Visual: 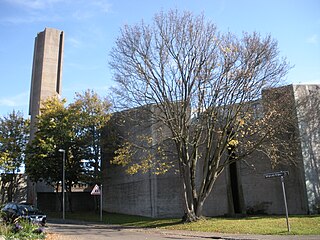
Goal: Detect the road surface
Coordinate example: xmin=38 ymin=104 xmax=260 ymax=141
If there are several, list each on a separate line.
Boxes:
xmin=47 ymin=222 xmax=207 ymax=240
xmin=46 ymin=222 xmax=320 ymax=240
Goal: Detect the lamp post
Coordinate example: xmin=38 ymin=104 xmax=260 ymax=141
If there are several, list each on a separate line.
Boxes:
xmin=58 ymin=149 xmax=65 ymax=221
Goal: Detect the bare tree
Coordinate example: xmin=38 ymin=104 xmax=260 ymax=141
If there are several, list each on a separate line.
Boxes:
xmin=109 ymin=10 xmax=291 ymax=221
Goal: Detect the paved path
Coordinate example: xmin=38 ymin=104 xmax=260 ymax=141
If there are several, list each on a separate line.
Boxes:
xmin=47 ymin=222 xmax=206 ymax=239
xmin=46 ymin=221 xmax=320 ymax=240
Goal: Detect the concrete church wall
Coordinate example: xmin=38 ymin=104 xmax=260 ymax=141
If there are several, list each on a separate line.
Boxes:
xmin=201 ymin=171 xmax=230 ymax=216
xmin=102 ymin=84 xmax=319 ymax=218
xmin=240 ymin=152 xmax=308 ymax=215
xmin=102 ymin=106 xmax=185 ymax=218
xmin=104 ymin=166 xmax=185 ymax=218
xmin=293 ymin=84 xmax=320 ymax=213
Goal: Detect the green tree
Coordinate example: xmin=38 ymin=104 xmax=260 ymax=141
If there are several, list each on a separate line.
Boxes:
xmin=70 ymin=90 xmax=111 ymax=185
xmin=26 ymin=91 xmax=111 ymax=210
xmin=109 ymin=10 xmax=291 ymax=221
xmin=26 ymin=97 xmax=84 ymax=211
xmin=0 ymin=110 xmax=29 ymax=203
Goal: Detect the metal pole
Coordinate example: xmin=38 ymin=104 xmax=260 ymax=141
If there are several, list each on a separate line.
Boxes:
xmin=100 ymin=183 xmax=103 ymax=222
xmin=59 ymin=149 xmax=66 ymax=221
xmin=281 ymin=176 xmax=290 ymax=232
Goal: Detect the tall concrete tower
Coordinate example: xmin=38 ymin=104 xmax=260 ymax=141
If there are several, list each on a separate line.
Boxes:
xmin=29 ymin=27 xmax=64 ymax=139
xmin=28 ymin=28 xmax=64 ymax=204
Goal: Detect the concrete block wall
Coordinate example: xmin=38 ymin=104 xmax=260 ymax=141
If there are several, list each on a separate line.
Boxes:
xmin=293 ymin=84 xmax=320 ymax=213
xmin=102 ymin=85 xmax=319 ymax=218
xmin=240 ymin=152 xmax=308 ymax=215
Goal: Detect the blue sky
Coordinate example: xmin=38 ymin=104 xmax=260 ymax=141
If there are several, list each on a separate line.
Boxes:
xmin=0 ymin=0 xmax=319 ymax=117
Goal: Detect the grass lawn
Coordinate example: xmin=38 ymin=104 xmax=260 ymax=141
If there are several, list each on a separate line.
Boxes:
xmin=47 ymin=212 xmax=320 ymax=235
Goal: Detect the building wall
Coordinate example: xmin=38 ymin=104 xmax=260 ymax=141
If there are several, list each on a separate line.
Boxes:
xmin=102 ymin=85 xmax=319 ymax=218
xmin=240 ymin=152 xmax=308 ymax=215
xmin=102 ymin=106 xmax=185 ymax=218
xmin=293 ymin=84 xmax=320 ymax=213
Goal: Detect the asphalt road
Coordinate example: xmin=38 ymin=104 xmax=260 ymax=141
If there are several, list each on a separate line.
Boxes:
xmin=47 ymin=222 xmax=208 ymax=240
xmin=47 ymin=222 xmax=320 ymax=240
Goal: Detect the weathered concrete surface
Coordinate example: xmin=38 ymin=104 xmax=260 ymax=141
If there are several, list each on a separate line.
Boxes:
xmin=103 ymin=107 xmax=185 ymax=218
xmin=29 ymin=27 xmax=64 ymax=139
xmin=102 ymin=84 xmax=320 ymax=218
xmin=28 ymin=27 xmax=64 ymax=205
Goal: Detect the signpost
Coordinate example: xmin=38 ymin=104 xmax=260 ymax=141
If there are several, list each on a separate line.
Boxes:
xmin=91 ymin=184 xmax=103 ymax=222
xmin=264 ymin=171 xmax=290 ymax=232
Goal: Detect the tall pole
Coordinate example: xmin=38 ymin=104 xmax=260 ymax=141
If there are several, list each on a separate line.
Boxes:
xmin=59 ymin=149 xmax=65 ymax=221
xmin=100 ymin=183 xmax=103 ymax=222
xmin=281 ymin=176 xmax=290 ymax=232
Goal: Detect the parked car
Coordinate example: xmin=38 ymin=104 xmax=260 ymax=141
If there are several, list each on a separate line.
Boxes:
xmin=1 ymin=202 xmax=46 ymax=226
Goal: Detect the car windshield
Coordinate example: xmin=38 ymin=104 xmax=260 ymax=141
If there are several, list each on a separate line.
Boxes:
xmin=18 ymin=205 xmax=40 ymax=213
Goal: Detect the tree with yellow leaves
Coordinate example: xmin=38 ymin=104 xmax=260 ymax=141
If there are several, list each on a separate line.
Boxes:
xmin=109 ymin=10 xmax=292 ymax=222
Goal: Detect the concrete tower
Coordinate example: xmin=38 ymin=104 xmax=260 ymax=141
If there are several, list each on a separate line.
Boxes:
xmin=28 ymin=28 xmax=64 ymax=204
xmin=29 ymin=27 xmax=64 ymax=139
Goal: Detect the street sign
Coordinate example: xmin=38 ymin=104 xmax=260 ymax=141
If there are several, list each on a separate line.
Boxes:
xmin=91 ymin=184 xmax=101 ymax=195
xmin=264 ymin=171 xmax=289 ymax=179
xmin=90 ymin=184 xmax=103 ymax=221
xmin=264 ymin=170 xmax=290 ymax=232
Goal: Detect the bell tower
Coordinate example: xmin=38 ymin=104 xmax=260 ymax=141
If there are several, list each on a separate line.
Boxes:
xmin=29 ymin=27 xmax=64 ymax=140
xmin=28 ymin=28 xmax=64 ymax=204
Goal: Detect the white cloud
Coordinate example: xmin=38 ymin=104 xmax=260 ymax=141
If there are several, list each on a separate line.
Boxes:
xmin=0 ymin=92 xmax=29 ymax=108
xmin=67 ymin=37 xmax=83 ymax=48
xmin=71 ymin=0 xmax=112 ymax=20
xmin=91 ymin=0 xmax=112 ymax=13
xmin=2 ymin=0 xmax=112 ymax=24
xmin=0 ymin=14 xmax=61 ymax=24
xmin=307 ymin=34 xmax=319 ymax=45
xmin=5 ymin=0 xmax=63 ymax=10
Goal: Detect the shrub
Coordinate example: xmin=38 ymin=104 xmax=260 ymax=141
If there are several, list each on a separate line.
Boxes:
xmin=0 ymin=218 xmax=45 ymax=240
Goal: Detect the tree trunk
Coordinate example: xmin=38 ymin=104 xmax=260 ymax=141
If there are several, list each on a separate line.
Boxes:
xmin=181 ymin=167 xmax=202 ymax=222
xmin=182 ymin=209 xmax=199 ymax=222
xmin=181 ymin=160 xmax=220 ymax=222
xmin=195 ymin=201 xmax=204 ymax=218
xmin=182 ymin=198 xmax=205 ymax=222
xmin=67 ymin=184 xmax=73 ymax=212
xmin=7 ymin=174 xmax=14 ymax=202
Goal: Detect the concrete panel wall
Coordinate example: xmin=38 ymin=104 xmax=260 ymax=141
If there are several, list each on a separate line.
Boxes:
xmin=104 ymin=165 xmax=185 ymax=218
xmin=28 ymin=28 xmax=64 ymax=205
xmin=202 ymin=171 xmax=230 ymax=216
xmin=29 ymin=28 xmax=64 ymax=139
xmin=154 ymin=174 xmax=184 ymax=218
xmin=293 ymin=84 xmax=320 ymax=213
xmin=102 ymin=85 xmax=319 ymax=218
xmin=240 ymin=152 xmax=308 ymax=215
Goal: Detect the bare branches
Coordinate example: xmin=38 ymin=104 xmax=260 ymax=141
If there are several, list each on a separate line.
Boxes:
xmin=109 ymin=9 xmax=291 ymax=221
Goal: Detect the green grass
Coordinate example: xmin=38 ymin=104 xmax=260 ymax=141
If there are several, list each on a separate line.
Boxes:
xmin=47 ymin=211 xmax=320 ymax=235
